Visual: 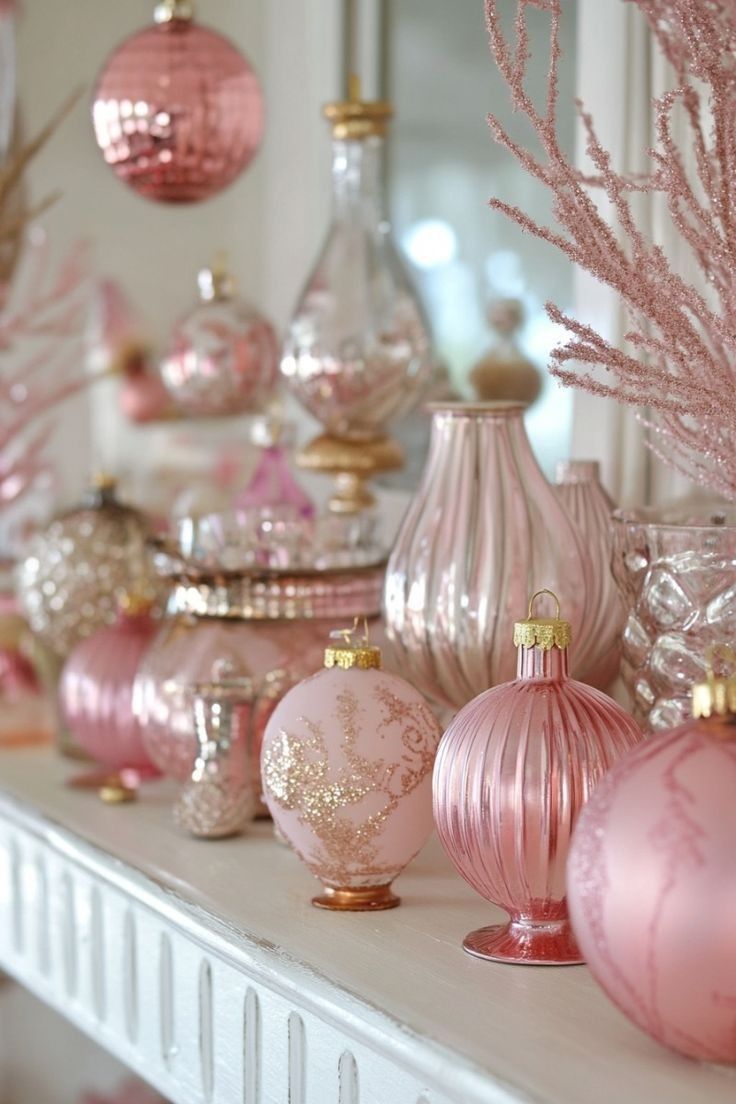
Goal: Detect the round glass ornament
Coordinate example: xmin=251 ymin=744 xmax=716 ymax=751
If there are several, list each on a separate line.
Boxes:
xmin=261 ymin=626 xmax=442 ymax=910
xmin=92 ymin=0 xmax=264 ymax=203
xmin=433 ymin=591 xmax=641 ymax=964
xmin=568 ymin=648 xmax=736 ymax=1061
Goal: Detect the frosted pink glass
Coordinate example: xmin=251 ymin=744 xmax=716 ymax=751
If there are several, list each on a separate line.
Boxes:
xmin=60 ymin=608 xmax=159 ymax=774
xmin=384 ymin=404 xmax=598 ymax=710
xmin=433 ymin=640 xmax=641 ymax=964
xmin=568 ymin=717 xmax=736 ymax=1061
xmin=261 ymin=666 xmax=442 ymax=901
xmin=555 ymin=460 xmax=624 ymax=689
xmin=235 ymin=446 xmax=315 ymax=520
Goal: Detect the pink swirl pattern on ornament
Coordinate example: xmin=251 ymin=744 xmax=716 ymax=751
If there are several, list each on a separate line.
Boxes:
xmin=568 ymin=720 xmax=736 ymax=1060
xmin=433 ymin=641 xmax=641 ymax=963
xmin=92 ymin=19 xmax=263 ymax=203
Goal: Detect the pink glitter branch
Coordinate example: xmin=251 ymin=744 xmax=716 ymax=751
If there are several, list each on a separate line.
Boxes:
xmin=485 ymin=0 xmax=736 ymax=498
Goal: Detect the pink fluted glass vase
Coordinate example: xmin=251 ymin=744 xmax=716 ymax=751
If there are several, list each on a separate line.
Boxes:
xmin=433 ymin=592 xmax=641 ymax=964
xmin=384 ymin=403 xmax=596 ymax=710
xmin=555 ymin=460 xmax=623 ymax=690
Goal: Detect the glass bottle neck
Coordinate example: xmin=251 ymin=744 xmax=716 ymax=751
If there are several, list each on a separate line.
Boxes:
xmin=517 ymin=645 xmax=569 ymax=680
xmin=330 ymin=136 xmax=387 ymax=224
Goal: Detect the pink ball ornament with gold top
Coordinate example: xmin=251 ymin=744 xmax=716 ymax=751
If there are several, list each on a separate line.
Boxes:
xmin=567 ymin=646 xmax=736 ymax=1062
xmin=261 ymin=623 xmax=442 ymax=910
xmin=433 ymin=590 xmax=641 ymax=964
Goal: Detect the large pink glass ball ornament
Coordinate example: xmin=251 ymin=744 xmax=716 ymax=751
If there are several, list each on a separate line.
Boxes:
xmin=60 ymin=597 xmax=160 ymax=779
xmin=261 ymin=630 xmax=442 ymax=910
xmin=567 ymin=660 xmax=736 ymax=1061
xmin=433 ymin=591 xmax=641 ymax=964
xmin=92 ymin=0 xmax=264 ymax=204
xmin=160 ymin=262 xmax=278 ymax=417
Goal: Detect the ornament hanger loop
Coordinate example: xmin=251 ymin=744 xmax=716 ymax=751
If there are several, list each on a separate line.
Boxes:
xmin=330 ymin=615 xmax=371 ymax=647
xmin=527 ymin=589 xmax=561 ymax=621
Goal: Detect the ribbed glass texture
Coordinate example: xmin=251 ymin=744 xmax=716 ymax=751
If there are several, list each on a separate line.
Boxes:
xmin=92 ymin=20 xmax=263 ymax=203
xmin=433 ymin=642 xmax=641 ymax=963
xmin=555 ymin=460 xmax=623 ymax=689
xmin=385 ymin=403 xmax=597 ymax=710
xmin=60 ymin=609 xmax=159 ymax=773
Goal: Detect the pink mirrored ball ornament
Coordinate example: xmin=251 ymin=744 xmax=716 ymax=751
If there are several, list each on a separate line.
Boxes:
xmin=60 ymin=597 xmax=160 ymax=779
xmin=433 ymin=590 xmax=642 ymax=964
xmin=567 ymin=654 xmax=736 ymax=1061
xmin=92 ymin=0 xmax=264 ymax=204
xmin=261 ymin=628 xmax=442 ymax=910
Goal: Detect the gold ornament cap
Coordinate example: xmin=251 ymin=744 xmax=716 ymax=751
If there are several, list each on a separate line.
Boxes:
xmin=154 ymin=0 xmax=194 ymax=24
xmin=324 ymin=620 xmax=382 ymax=670
xmin=198 ymin=253 xmax=235 ymax=302
xmin=513 ymin=589 xmax=572 ymax=651
xmin=324 ymin=74 xmax=393 ymax=140
xmin=692 ymin=645 xmax=736 ymax=720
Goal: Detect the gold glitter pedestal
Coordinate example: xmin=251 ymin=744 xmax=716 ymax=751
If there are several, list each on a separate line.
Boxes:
xmin=312 ymin=884 xmax=400 ymax=911
xmin=297 ymin=434 xmax=403 ymax=515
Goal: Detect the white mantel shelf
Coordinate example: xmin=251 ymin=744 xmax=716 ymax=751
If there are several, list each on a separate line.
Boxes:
xmin=0 ymin=748 xmax=734 ymax=1104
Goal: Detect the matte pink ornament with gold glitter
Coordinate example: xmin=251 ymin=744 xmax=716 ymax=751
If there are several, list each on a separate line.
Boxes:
xmin=261 ymin=629 xmax=442 ymax=910
xmin=433 ymin=591 xmax=641 ymax=964
xmin=567 ymin=657 xmax=736 ymax=1062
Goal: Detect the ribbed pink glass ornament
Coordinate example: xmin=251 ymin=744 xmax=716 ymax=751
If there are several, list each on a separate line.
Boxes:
xmin=433 ymin=591 xmax=641 ymax=964
xmin=567 ymin=676 xmax=736 ymax=1061
xmin=60 ymin=601 xmax=159 ymax=774
xmin=384 ymin=404 xmax=598 ymax=710
xmin=92 ymin=2 xmax=263 ymax=204
xmin=555 ymin=460 xmax=624 ymax=690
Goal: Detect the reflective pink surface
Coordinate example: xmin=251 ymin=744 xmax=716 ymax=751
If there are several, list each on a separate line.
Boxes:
xmin=385 ymin=404 xmax=597 ymax=709
xmin=555 ymin=460 xmax=623 ymax=689
xmin=236 ymin=446 xmax=315 ymax=520
xmin=568 ymin=717 xmax=736 ymax=1060
xmin=60 ymin=608 xmax=159 ymax=773
xmin=433 ymin=640 xmax=641 ymax=963
xmin=92 ymin=18 xmax=263 ymax=203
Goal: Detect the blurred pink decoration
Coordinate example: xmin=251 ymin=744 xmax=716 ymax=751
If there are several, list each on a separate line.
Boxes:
xmin=485 ymin=0 xmax=736 ymax=498
xmin=555 ymin=460 xmax=623 ymax=689
xmin=384 ymin=403 xmax=597 ymax=710
xmin=568 ymin=678 xmax=736 ymax=1060
xmin=433 ymin=590 xmax=641 ymax=964
xmin=236 ymin=421 xmax=314 ymax=520
xmin=0 ymin=232 xmax=100 ymax=524
xmin=261 ymin=628 xmax=442 ymax=910
xmin=91 ymin=1 xmax=264 ymax=203
xmin=161 ymin=261 xmax=277 ymax=416
xmin=60 ymin=598 xmax=160 ymax=776
xmin=120 ymin=357 xmax=170 ymax=423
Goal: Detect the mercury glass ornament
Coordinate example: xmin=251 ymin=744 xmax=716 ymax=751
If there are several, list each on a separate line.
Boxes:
xmin=384 ymin=403 xmax=598 ymax=709
xmin=160 ymin=260 xmax=277 ymax=417
xmin=174 ymin=676 xmax=256 ymax=838
xmin=555 ymin=460 xmax=623 ymax=689
xmin=281 ymin=78 xmax=433 ymax=513
xmin=433 ymin=591 xmax=641 ymax=964
xmin=16 ymin=477 xmax=160 ymax=660
xmin=568 ymin=649 xmax=736 ymax=1061
xmin=92 ymin=0 xmax=264 ymax=204
xmin=261 ymin=625 xmax=442 ymax=910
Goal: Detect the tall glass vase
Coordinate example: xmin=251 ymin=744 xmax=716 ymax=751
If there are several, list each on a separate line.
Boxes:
xmin=612 ymin=505 xmax=736 ymax=731
xmin=555 ymin=460 xmax=623 ymax=690
xmin=384 ymin=403 xmax=595 ymax=710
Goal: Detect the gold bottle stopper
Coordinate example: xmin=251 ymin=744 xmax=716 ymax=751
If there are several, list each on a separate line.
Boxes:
xmin=154 ymin=0 xmax=194 ymax=24
xmin=324 ymin=619 xmax=381 ymax=670
xmin=323 ymin=74 xmax=393 ymax=140
xmin=692 ymin=645 xmax=736 ymax=720
xmin=513 ymin=589 xmax=572 ymax=651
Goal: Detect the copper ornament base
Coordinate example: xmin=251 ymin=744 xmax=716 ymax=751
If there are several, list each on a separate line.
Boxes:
xmin=297 ymin=433 xmax=403 ymax=514
xmin=312 ymin=884 xmax=400 ymax=911
xmin=463 ymin=920 xmax=584 ymax=965
xmin=67 ymin=768 xmax=141 ymax=804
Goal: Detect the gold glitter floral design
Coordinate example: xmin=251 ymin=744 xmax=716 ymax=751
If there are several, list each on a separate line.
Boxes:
xmin=262 ymin=680 xmax=441 ymax=886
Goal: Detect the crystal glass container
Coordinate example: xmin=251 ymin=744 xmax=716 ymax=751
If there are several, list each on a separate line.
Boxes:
xmin=568 ymin=656 xmax=736 ymax=1061
xmin=384 ymin=403 xmax=597 ymax=710
xmin=433 ymin=591 xmax=641 ymax=964
xmin=612 ymin=505 xmax=736 ymax=731
xmin=160 ymin=262 xmax=278 ymax=417
xmin=174 ymin=677 xmax=256 ymax=838
xmin=555 ymin=460 xmax=623 ymax=689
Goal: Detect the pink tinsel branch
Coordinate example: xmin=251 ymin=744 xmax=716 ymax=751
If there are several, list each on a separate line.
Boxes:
xmin=484 ymin=0 xmax=736 ymax=497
